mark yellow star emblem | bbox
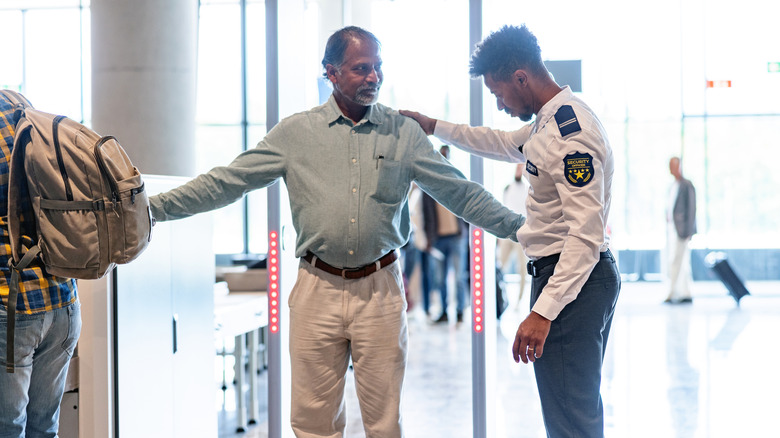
[574,169,585,180]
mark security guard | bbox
[401,24,621,438]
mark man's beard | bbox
[353,83,381,105]
[504,107,533,122]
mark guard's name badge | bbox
[526,160,539,176]
[563,152,594,187]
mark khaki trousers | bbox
[666,228,692,300]
[289,259,408,438]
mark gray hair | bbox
[321,26,381,78]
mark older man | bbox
[150,26,524,437]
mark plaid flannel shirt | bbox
[0,91,77,314]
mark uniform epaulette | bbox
[554,105,581,137]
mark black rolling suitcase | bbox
[705,252,750,305]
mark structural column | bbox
[91,0,198,177]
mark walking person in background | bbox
[498,163,530,308]
[421,145,470,324]
[404,183,436,318]
[664,156,696,304]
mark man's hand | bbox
[399,110,437,135]
[512,311,552,364]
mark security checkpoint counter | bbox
[214,270,268,433]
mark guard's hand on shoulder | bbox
[399,110,437,136]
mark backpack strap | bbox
[7,121,32,263]
[0,90,33,124]
[2,89,36,373]
[39,198,107,211]
[0,89,33,109]
[5,245,41,373]
[2,89,34,263]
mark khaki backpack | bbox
[1,89,153,372]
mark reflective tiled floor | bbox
[218,280,780,438]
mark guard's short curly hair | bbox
[469,25,547,81]
[322,26,381,78]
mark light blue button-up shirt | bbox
[150,95,524,268]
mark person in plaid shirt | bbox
[0,90,81,438]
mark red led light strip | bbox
[268,231,280,333]
[706,80,732,88]
[471,228,484,333]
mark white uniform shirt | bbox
[503,179,529,215]
[433,86,614,320]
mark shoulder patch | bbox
[526,160,539,176]
[563,152,593,187]
[554,105,581,137]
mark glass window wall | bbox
[0,4,89,121]
[481,0,780,253]
[2,0,777,258]
[196,0,267,255]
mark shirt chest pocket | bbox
[370,159,410,205]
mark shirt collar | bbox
[533,85,574,131]
[325,94,384,126]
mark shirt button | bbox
[351,218,356,223]
[348,250,354,255]
[352,188,357,193]
[352,158,357,163]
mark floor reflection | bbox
[665,306,699,438]
[218,280,780,438]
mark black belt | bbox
[303,250,397,279]
[527,250,613,277]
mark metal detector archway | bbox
[263,2,496,437]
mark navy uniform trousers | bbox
[530,250,621,438]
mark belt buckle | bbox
[341,267,362,279]
[526,260,536,277]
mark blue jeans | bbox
[0,301,81,438]
[417,252,436,314]
[433,234,468,314]
[402,245,437,314]
[531,251,620,438]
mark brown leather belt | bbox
[303,250,398,279]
